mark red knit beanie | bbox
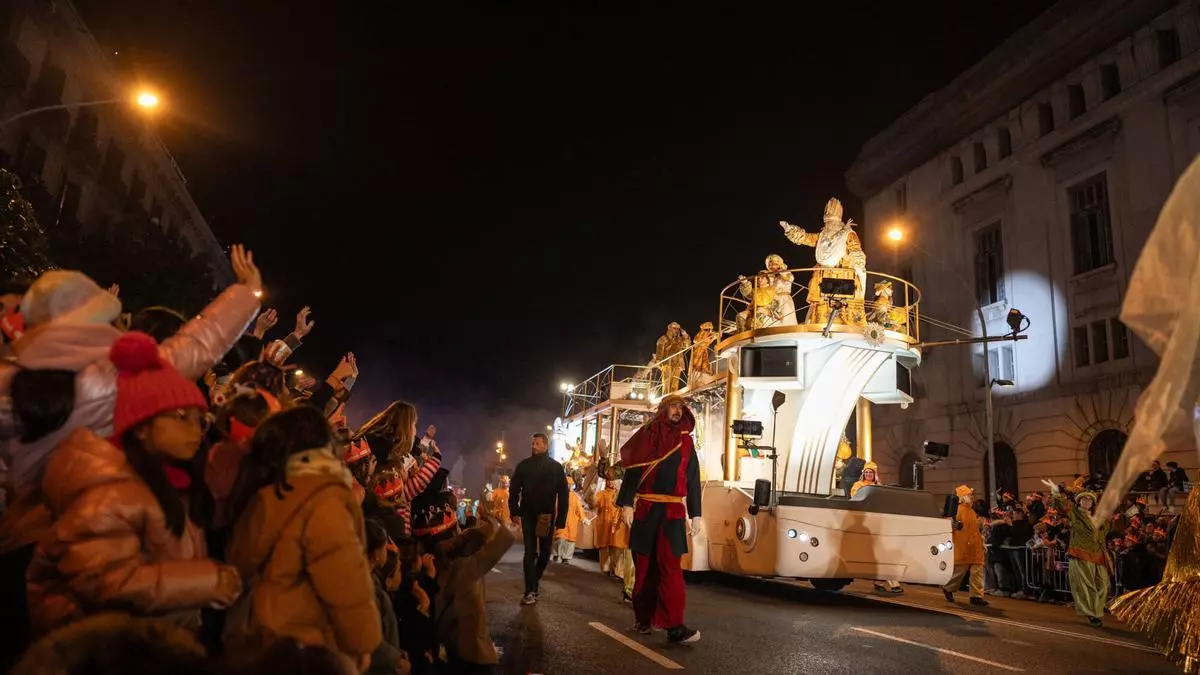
[110,331,208,440]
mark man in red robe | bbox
[617,394,702,644]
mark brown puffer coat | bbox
[26,428,225,637]
[224,448,381,662]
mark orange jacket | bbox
[952,502,985,565]
[224,449,381,661]
[555,491,585,543]
[26,428,226,637]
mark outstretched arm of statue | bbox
[738,276,753,298]
[780,221,818,246]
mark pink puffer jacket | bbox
[0,284,260,553]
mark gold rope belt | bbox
[635,493,685,504]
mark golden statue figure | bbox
[736,254,798,330]
[689,321,718,384]
[868,280,909,330]
[780,197,868,325]
[655,322,690,394]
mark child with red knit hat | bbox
[25,331,243,637]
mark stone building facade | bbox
[846,0,1200,497]
[0,0,231,283]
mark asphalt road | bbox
[484,545,1179,675]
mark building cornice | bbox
[845,0,1177,199]
[1039,117,1122,167]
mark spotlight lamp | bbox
[1006,308,1030,336]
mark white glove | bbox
[621,506,634,527]
[688,517,703,537]
[1040,478,1060,495]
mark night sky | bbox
[73,1,1055,483]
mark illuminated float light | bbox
[797,531,810,543]
[946,540,953,551]
[937,543,947,553]
[787,529,798,539]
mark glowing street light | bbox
[136,91,160,109]
[887,226,904,242]
[559,382,574,392]
[0,86,164,128]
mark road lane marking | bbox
[850,626,1023,672]
[852,592,1157,653]
[588,622,684,670]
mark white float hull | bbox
[686,482,953,586]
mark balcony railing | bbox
[717,267,921,347]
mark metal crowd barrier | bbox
[994,546,1122,601]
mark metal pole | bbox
[0,98,123,128]
[979,306,996,509]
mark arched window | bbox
[983,442,1019,496]
[899,451,923,489]
[1088,429,1128,479]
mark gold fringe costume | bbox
[1110,487,1200,673]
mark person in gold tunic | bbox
[609,476,634,603]
[942,485,987,606]
[489,475,511,527]
[593,469,620,576]
[849,463,903,595]
[780,197,868,325]
[655,322,690,394]
[552,477,585,564]
[688,322,717,384]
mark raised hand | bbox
[1040,478,1059,494]
[231,244,263,295]
[253,308,278,338]
[330,352,358,383]
[106,283,120,299]
[294,306,315,338]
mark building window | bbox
[61,182,82,225]
[1091,319,1109,364]
[1158,28,1181,69]
[128,172,146,205]
[983,442,1019,496]
[974,222,1005,306]
[973,142,987,173]
[1074,317,1129,367]
[988,344,1015,382]
[1088,429,1127,479]
[16,137,46,181]
[997,127,1012,159]
[899,451,923,489]
[30,63,66,107]
[950,156,964,185]
[101,142,125,185]
[894,182,907,214]
[1038,102,1055,136]
[1073,325,1090,367]
[1111,317,1130,360]
[1100,63,1121,100]
[1068,84,1086,120]
[1069,172,1114,274]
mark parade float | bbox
[559,198,954,589]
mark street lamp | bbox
[559,382,574,392]
[0,88,162,128]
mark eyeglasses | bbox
[162,408,211,432]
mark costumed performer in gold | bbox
[552,476,585,564]
[737,254,798,329]
[942,485,988,606]
[1098,154,1200,673]
[1042,479,1109,626]
[593,467,621,576]
[850,462,904,595]
[489,474,511,527]
[780,197,867,325]
[655,322,690,394]
[689,322,717,384]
